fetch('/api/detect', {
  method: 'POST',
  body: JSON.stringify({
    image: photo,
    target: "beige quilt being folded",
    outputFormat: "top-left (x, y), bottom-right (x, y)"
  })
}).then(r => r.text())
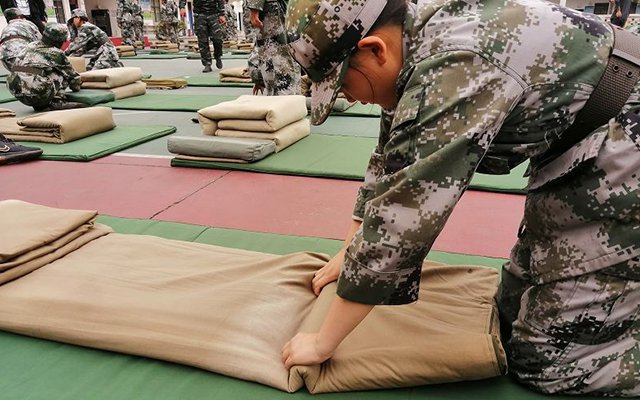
top-left (80, 67), bottom-right (144, 89)
top-left (0, 201), bottom-right (506, 394)
top-left (197, 95), bottom-right (308, 133)
top-left (68, 56), bottom-right (86, 73)
top-left (108, 81), bottom-right (147, 99)
top-left (214, 118), bottom-right (310, 152)
top-left (0, 107), bottom-right (116, 143)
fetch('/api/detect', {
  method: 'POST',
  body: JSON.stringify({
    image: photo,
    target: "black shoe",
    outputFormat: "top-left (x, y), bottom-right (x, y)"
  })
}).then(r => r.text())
top-left (0, 134), bottom-right (42, 165)
top-left (48, 101), bottom-right (88, 111)
top-left (202, 64), bottom-right (213, 73)
top-left (215, 57), bottom-right (223, 69)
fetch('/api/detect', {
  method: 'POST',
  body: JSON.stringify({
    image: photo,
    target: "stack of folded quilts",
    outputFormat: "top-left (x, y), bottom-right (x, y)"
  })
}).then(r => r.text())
top-left (0, 107), bottom-right (116, 143)
top-left (68, 56), bottom-right (86, 73)
top-left (116, 45), bottom-right (136, 57)
top-left (169, 95), bottom-right (309, 163)
top-left (134, 40), bottom-right (145, 49)
top-left (151, 41), bottom-right (179, 53)
top-left (141, 78), bottom-right (188, 90)
top-left (80, 67), bottom-right (146, 100)
top-left (219, 66), bottom-right (251, 83)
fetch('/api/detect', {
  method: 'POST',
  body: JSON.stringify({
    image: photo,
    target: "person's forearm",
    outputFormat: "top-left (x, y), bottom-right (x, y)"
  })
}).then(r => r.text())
top-left (341, 219), bottom-right (362, 250)
top-left (315, 296), bottom-right (373, 356)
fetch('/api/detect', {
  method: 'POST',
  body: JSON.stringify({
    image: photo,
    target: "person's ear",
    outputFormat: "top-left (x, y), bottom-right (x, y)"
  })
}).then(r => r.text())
top-left (356, 35), bottom-right (388, 65)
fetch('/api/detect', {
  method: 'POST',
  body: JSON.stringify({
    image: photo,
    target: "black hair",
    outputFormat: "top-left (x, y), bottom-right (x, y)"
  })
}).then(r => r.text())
top-left (370, 0), bottom-right (408, 32)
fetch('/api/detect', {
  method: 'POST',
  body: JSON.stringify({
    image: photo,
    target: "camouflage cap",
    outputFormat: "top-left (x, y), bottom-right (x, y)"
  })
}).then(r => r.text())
top-left (3, 7), bottom-right (23, 21)
top-left (42, 22), bottom-right (69, 46)
top-left (286, 0), bottom-right (387, 125)
top-left (68, 8), bottom-right (89, 22)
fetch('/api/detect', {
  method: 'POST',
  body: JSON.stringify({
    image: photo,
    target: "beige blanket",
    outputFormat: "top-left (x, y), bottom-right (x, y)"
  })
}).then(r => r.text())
top-left (220, 76), bottom-right (252, 83)
top-left (80, 67), bottom-right (144, 89)
top-left (116, 45), bottom-right (135, 52)
top-left (175, 154), bottom-right (250, 163)
top-left (109, 81), bottom-right (147, 99)
top-left (142, 78), bottom-right (188, 89)
top-left (198, 95), bottom-right (308, 133)
top-left (0, 108), bottom-right (16, 118)
top-left (214, 118), bottom-right (310, 152)
top-left (219, 66), bottom-right (249, 79)
top-left (0, 107), bottom-right (116, 143)
top-left (119, 51), bottom-right (137, 57)
top-left (68, 56), bottom-right (86, 73)
top-left (0, 201), bottom-right (506, 393)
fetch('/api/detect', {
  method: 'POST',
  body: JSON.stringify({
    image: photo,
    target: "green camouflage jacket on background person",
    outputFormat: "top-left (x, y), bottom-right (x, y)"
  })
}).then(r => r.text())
top-left (0, 18), bottom-right (41, 70)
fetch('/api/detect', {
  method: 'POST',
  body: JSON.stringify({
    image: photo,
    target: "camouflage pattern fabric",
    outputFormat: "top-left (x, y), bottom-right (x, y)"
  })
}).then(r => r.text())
top-left (194, 14), bottom-right (223, 66)
top-left (247, 46), bottom-right (263, 87)
top-left (7, 40), bottom-right (81, 109)
top-left (131, 0), bottom-right (145, 44)
top-left (180, 0), bottom-right (225, 17)
top-left (117, 0), bottom-right (136, 46)
top-left (156, 0), bottom-right (179, 43)
top-left (286, 0), bottom-right (639, 395)
top-left (242, 5), bottom-right (257, 42)
top-left (222, 2), bottom-right (237, 40)
top-left (0, 18), bottom-right (41, 70)
top-left (65, 22), bottom-right (122, 70)
top-left (248, 0), bottom-right (299, 95)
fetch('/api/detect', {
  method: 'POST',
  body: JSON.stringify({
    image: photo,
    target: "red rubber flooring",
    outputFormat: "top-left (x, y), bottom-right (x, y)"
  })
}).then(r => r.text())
top-left (0, 155), bottom-right (525, 259)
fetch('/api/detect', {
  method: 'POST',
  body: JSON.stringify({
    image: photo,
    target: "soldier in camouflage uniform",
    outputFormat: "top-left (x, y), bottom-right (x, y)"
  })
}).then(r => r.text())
top-left (247, 0), bottom-right (300, 95)
top-left (65, 9), bottom-right (123, 70)
top-left (222, 1), bottom-right (237, 41)
top-left (156, 0), bottom-right (179, 44)
top-left (116, 0), bottom-right (136, 46)
top-left (179, 0), bottom-right (225, 72)
top-left (0, 8), bottom-right (40, 70)
top-left (282, 0), bottom-right (640, 396)
top-left (7, 23), bottom-right (83, 111)
top-left (242, 5), bottom-right (263, 92)
top-left (131, 0), bottom-right (145, 45)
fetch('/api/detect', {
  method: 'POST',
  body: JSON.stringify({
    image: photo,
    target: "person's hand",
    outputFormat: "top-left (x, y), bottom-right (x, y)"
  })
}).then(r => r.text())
top-left (281, 333), bottom-right (334, 369)
top-left (250, 9), bottom-right (263, 28)
top-left (252, 84), bottom-right (264, 95)
top-left (311, 249), bottom-right (344, 296)
top-left (218, 15), bottom-right (226, 24)
top-left (179, 7), bottom-right (186, 17)
top-left (616, 9), bottom-right (622, 17)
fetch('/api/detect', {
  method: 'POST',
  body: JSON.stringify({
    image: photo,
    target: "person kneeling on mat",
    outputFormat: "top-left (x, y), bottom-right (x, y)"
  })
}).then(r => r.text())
top-left (7, 23), bottom-right (86, 111)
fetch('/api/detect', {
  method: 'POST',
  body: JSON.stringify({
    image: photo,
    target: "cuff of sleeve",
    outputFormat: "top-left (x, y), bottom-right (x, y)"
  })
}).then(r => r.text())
top-left (336, 251), bottom-right (420, 305)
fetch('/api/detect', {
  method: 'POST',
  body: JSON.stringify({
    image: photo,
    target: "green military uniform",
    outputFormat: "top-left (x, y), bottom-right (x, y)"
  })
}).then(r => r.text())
top-left (180, 0), bottom-right (225, 70)
top-left (131, 0), bottom-right (144, 44)
top-left (66, 9), bottom-right (122, 70)
top-left (156, 0), bottom-right (180, 44)
top-left (286, 0), bottom-right (639, 396)
top-left (222, 2), bottom-right (237, 40)
top-left (7, 23), bottom-right (82, 110)
top-left (247, 0), bottom-right (300, 94)
top-left (0, 8), bottom-right (41, 71)
top-left (117, 0), bottom-right (136, 46)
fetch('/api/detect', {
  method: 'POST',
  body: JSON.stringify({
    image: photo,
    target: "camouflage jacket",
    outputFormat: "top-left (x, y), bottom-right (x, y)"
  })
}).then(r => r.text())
top-left (337, 0), bottom-right (616, 305)
top-left (10, 41), bottom-right (81, 92)
top-left (0, 19), bottom-right (41, 67)
top-left (117, 0), bottom-right (135, 22)
top-left (179, 0), bottom-right (224, 16)
top-left (245, 0), bottom-right (287, 12)
top-left (160, 0), bottom-right (179, 22)
top-left (131, 1), bottom-right (144, 22)
top-left (65, 22), bottom-right (111, 56)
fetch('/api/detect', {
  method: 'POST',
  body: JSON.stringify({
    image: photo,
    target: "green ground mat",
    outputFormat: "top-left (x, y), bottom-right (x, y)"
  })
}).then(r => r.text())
top-left (336, 102), bottom-right (381, 117)
top-left (186, 52), bottom-right (250, 60)
top-left (123, 53), bottom-right (189, 59)
top-left (106, 93), bottom-right (238, 111)
top-left (171, 134), bottom-right (528, 193)
top-left (184, 74), bottom-right (253, 87)
top-left (66, 89), bottom-right (115, 105)
top-left (0, 216), bottom-right (584, 400)
top-left (0, 87), bottom-right (15, 103)
top-left (17, 125), bottom-right (176, 161)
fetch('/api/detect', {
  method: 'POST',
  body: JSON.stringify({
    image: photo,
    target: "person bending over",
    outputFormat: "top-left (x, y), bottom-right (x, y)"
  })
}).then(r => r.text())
top-left (66, 9), bottom-right (123, 70)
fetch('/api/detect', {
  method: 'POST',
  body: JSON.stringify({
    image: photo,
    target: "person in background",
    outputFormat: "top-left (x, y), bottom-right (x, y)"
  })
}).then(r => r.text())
top-left (156, 0), bottom-right (180, 45)
top-left (179, 0), bottom-right (225, 72)
top-left (282, 0), bottom-right (639, 396)
top-left (0, 7), bottom-right (40, 70)
top-left (610, 0), bottom-right (631, 27)
top-left (0, 0), bottom-right (47, 33)
top-left (7, 23), bottom-right (84, 111)
top-left (131, 0), bottom-right (145, 46)
top-left (65, 9), bottom-right (122, 70)
top-left (116, 0), bottom-right (136, 47)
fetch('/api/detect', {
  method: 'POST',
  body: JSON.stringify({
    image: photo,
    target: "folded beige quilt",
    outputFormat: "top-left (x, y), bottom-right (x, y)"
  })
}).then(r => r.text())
top-left (119, 51), bottom-right (136, 57)
top-left (220, 76), bottom-right (252, 83)
top-left (0, 107), bottom-right (116, 143)
top-left (116, 45), bottom-right (135, 52)
top-left (214, 118), bottom-right (310, 152)
top-left (68, 56), bottom-right (86, 73)
top-left (108, 81), bottom-right (146, 99)
top-left (219, 66), bottom-right (249, 79)
top-left (142, 78), bottom-right (188, 89)
top-left (80, 67), bottom-right (144, 89)
top-left (0, 201), bottom-right (506, 394)
top-left (0, 108), bottom-right (16, 118)
top-left (175, 154), bottom-right (249, 163)
top-left (198, 95), bottom-right (308, 133)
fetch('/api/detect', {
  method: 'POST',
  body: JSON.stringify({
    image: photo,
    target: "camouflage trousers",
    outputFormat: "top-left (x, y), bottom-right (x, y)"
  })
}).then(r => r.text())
top-left (118, 20), bottom-right (136, 46)
top-left (156, 20), bottom-right (179, 43)
top-left (7, 75), bottom-right (66, 110)
top-left (194, 13), bottom-right (223, 66)
top-left (0, 39), bottom-right (29, 71)
top-left (498, 118), bottom-right (640, 396)
top-left (254, 1), bottom-right (300, 95)
top-left (87, 43), bottom-right (123, 70)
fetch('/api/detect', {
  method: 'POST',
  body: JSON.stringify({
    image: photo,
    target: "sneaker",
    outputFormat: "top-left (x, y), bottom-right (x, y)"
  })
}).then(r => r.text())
top-left (0, 134), bottom-right (42, 165)
top-left (202, 64), bottom-right (213, 73)
top-left (48, 101), bottom-right (89, 111)
top-left (215, 57), bottom-right (223, 69)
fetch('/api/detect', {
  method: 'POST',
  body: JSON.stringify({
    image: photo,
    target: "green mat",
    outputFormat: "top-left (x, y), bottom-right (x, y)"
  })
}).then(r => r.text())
top-left (123, 53), bottom-right (189, 59)
top-left (106, 93), bottom-right (238, 112)
top-left (0, 216), bottom-right (586, 400)
top-left (184, 74), bottom-right (253, 87)
top-left (171, 134), bottom-right (528, 194)
top-left (17, 125), bottom-right (176, 161)
top-left (66, 89), bottom-right (115, 105)
top-left (335, 102), bottom-right (381, 117)
top-left (186, 52), bottom-right (250, 60)
top-left (0, 87), bottom-right (15, 103)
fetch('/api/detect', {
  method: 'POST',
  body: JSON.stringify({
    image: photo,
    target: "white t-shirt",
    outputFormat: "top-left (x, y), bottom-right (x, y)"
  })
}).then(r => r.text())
top-left (15, 0), bottom-right (31, 16)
